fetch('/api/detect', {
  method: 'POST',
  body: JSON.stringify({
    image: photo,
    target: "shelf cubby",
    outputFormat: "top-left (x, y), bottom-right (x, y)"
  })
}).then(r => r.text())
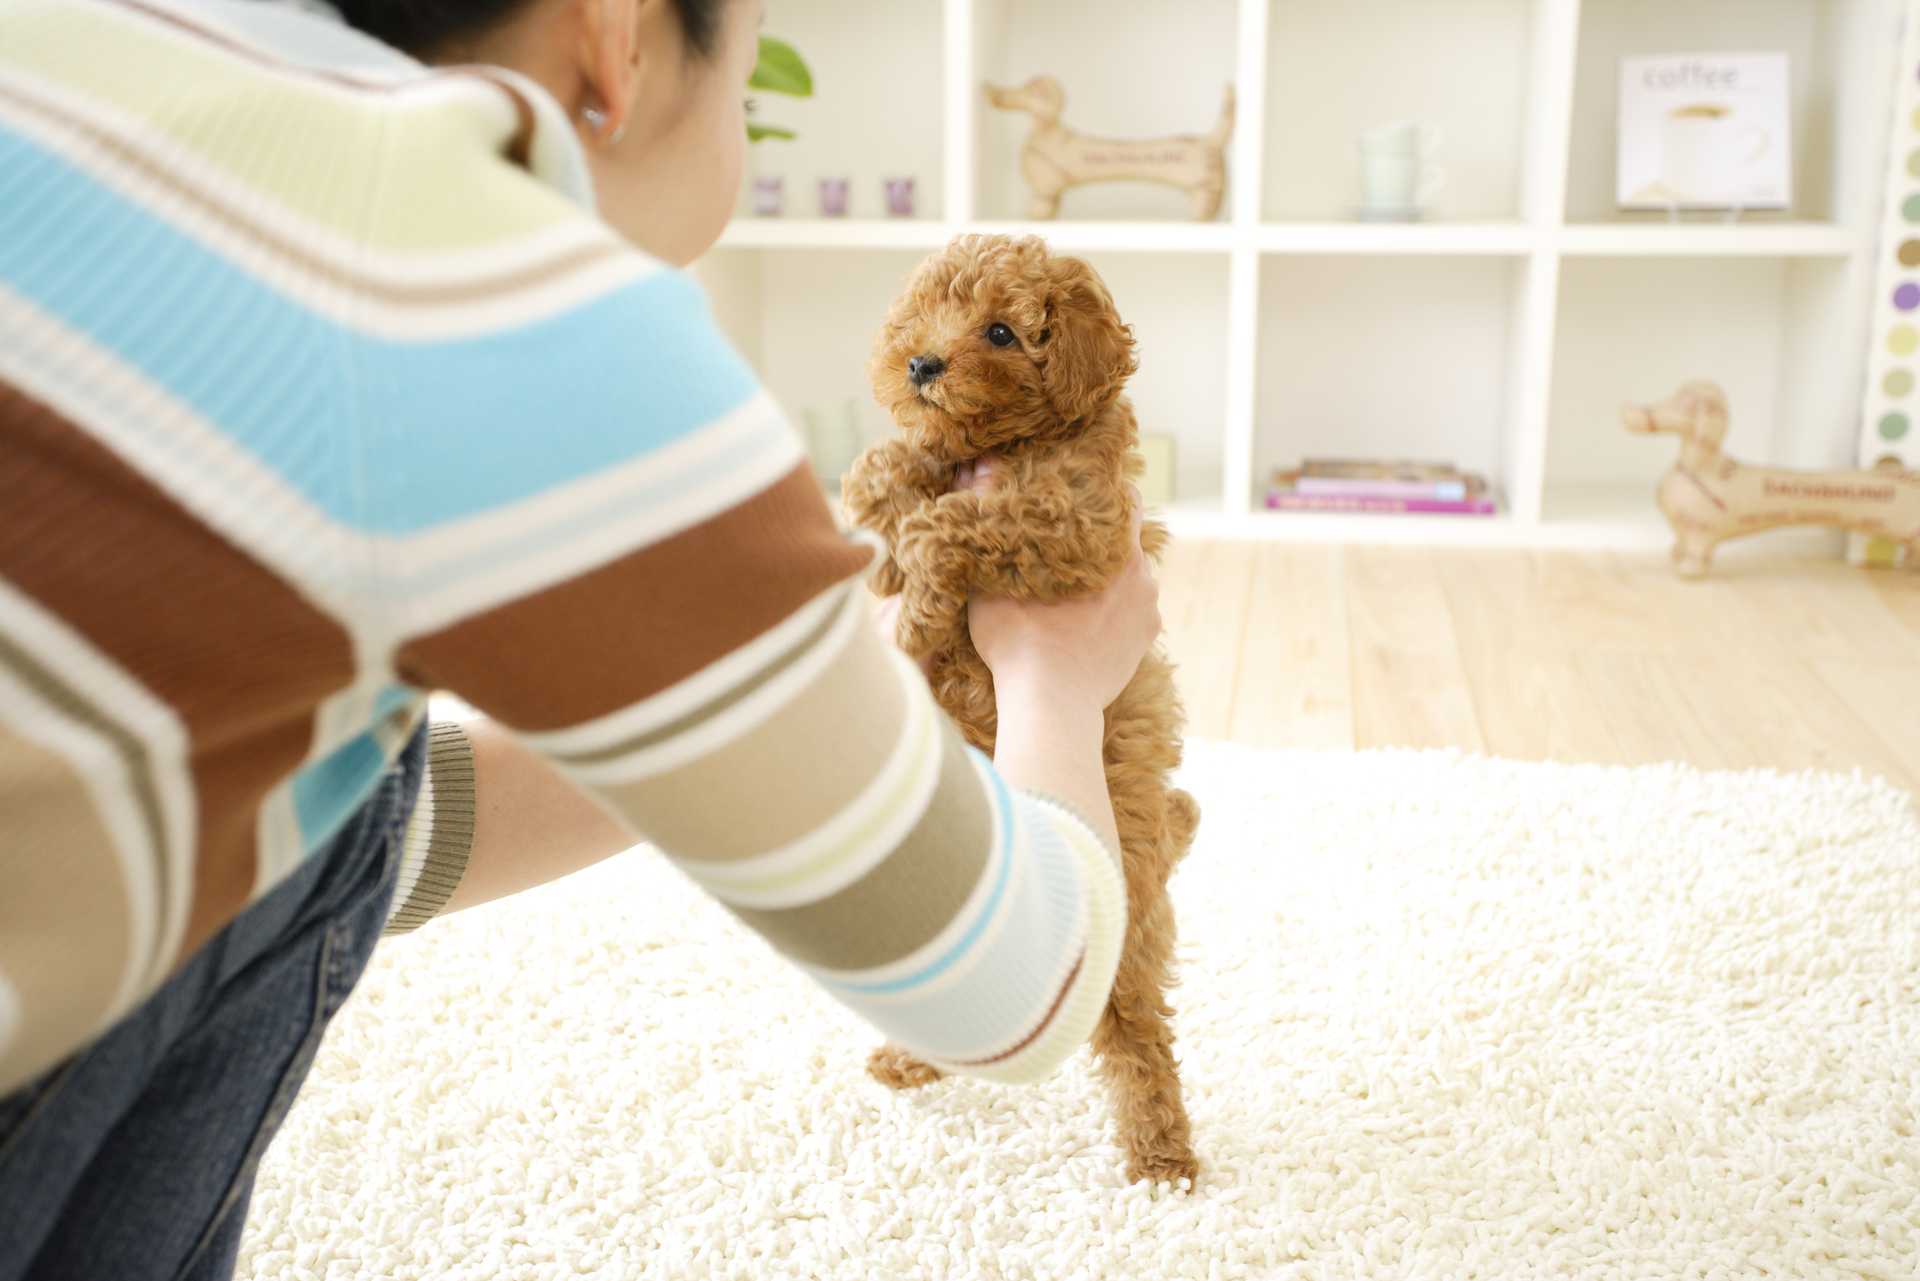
top-left (1253, 255), bottom-right (1524, 504)
top-left (972, 0), bottom-right (1241, 222)
top-left (1544, 255), bottom-right (1863, 504)
top-left (1565, 0), bottom-right (1898, 227)
top-left (1262, 0), bottom-right (1537, 224)
top-left (740, 0), bottom-right (946, 222)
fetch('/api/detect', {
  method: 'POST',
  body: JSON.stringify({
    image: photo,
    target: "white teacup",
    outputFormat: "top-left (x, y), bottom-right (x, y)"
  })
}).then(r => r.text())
top-left (1358, 122), bottom-right (1445, 215)
top-left (1660, 105), bottom-right (1767, 203)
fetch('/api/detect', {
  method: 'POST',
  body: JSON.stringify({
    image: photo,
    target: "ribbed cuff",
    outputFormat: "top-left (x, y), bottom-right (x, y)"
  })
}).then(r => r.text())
top-left (1018, 789), bottom-right (1123, 869)
top-left (947, 790), bottom-right (1129, 1085)
top-left (383, 721), bottom-right (476, 936)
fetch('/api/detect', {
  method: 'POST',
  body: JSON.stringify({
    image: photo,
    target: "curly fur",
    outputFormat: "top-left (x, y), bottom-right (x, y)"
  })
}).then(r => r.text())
top-left (842, 234), bottom-right (1201, 1185)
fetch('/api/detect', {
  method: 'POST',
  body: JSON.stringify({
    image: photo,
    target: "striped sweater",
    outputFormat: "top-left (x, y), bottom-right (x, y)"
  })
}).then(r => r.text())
top-left (0, 0), bottom-right (1125, 1096)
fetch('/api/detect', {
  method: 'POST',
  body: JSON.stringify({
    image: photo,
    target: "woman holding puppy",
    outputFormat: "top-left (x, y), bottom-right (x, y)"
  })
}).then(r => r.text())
top-left (0, 0), bottom-right (1159, 1274)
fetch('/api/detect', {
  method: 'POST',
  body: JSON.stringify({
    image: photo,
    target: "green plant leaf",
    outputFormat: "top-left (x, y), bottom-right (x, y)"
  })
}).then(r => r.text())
top-left (748, 121), bottom-right (796, 142)
top-left (750, 36), bottom-right (812, 97)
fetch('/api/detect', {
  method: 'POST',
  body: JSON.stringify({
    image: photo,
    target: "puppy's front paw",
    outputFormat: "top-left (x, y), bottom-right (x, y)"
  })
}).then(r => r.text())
top-left (891, 569), bottom-right (967, 660)
top-left (1126, 1144), bottom-right (1200, 1188)
top-left (866, 1043), bottom-right (945, 1090)
top-left (842, 440), bottom-right (947, 536)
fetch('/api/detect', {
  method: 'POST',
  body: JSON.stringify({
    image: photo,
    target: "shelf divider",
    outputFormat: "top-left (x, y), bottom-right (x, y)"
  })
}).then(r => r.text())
top-left (1523, 0), bottom-right (1581, 228)
top-left (1501, 0), bottom-right (1582, 528)
top-left (1231, 0), bottom-right (1272, 230)
top-left (1504, 251), bottom-right (1562, 527)
top-left (1224, 248), bottom-right (1261, 518)
top-left (943, 0), bottom-right (976, 223)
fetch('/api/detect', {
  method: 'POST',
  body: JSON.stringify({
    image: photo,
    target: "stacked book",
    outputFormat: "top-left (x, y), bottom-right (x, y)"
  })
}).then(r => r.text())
top-left (1264, 459), bottom-right (1496, 516)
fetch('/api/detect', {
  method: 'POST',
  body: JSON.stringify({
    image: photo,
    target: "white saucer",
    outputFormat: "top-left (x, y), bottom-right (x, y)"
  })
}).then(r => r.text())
top-left (1352, 205), bottom-right (1426, 223)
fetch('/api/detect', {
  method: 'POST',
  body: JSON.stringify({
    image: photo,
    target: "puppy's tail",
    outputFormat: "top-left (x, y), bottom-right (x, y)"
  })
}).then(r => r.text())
top-left (1207, 85), bottom-right (1236, 149)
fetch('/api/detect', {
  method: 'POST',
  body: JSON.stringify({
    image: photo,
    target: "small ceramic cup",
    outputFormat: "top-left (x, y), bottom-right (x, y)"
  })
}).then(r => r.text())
top-left (883, 176), bottom-right (916, 218)
top-left (818, 177), bottom-right (850, 217)
top-left (752, 175), bottom-right (784, 217)
top-left (1356, 122), bottom-right (1444, 218)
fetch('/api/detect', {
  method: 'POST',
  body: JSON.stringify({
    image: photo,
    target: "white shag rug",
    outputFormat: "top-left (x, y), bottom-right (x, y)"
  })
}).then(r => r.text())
top-left (238, 742), bottom-right (1920, 1281)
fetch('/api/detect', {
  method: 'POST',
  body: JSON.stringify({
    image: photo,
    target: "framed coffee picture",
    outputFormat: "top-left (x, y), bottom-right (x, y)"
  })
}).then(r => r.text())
top-left (1617, 54), bottom-right (1792, 212)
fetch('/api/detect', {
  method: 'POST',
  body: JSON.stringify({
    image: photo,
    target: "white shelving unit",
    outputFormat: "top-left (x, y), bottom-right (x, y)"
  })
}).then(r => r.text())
top-left (698, 0), bottom-right (1905, 548)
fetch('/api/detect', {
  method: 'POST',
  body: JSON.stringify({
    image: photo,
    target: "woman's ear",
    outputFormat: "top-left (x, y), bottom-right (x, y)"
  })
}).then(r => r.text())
top-left (575, 0), bottom-right (649, 141)
top-left (1039, 256), bottom-right (1138, 426)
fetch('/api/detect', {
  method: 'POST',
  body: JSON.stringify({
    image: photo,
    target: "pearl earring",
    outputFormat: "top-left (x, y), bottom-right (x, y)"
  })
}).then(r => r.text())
top-left (581, 105), bottom-right (626, 145)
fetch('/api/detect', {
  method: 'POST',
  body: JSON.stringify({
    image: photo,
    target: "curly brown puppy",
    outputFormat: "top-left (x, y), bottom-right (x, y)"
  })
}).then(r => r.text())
top-left (842, 234), bottom-right (1201, 1185)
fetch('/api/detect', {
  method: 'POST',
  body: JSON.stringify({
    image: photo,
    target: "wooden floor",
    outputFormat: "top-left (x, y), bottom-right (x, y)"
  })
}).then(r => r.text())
top-left (1156, 542), bottom-right (1920, 794)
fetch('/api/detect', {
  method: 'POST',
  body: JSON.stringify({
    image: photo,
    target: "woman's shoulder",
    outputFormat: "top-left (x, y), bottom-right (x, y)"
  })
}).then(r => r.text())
top-left (2, 0), bottom-right (758, 597)
top-left (3, 0), bottom-right (610, 257)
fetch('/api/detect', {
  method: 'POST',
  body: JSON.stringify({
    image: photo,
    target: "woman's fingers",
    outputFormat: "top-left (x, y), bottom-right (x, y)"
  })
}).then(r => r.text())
top-left (872, 594), bottom-right (934, 679)
top-left (951, 453), bottom-right (999, 494)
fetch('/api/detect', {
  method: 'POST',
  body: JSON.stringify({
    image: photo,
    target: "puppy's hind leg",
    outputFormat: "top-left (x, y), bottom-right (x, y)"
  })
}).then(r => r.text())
top-left (867, 1043), bottom-right (945, 1090)
top-left (1095, 864), bottom-right (1197, 1185)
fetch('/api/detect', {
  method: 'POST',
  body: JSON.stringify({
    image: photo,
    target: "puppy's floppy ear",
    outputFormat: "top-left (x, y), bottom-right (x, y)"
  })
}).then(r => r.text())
top-left (1038, 255), bottom-right (1137, 426)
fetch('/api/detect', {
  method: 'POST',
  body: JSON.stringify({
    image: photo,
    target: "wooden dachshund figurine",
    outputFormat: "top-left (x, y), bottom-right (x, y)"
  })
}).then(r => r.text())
top-left (984, 75), bottom-right (1234, 222)
top-left (1623, 380), bottom-right (1920, 576)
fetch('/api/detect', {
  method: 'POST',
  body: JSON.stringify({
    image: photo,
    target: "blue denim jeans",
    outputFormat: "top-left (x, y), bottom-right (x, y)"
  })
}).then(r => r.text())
top-left (0, 727), bottom-right (424, 1281)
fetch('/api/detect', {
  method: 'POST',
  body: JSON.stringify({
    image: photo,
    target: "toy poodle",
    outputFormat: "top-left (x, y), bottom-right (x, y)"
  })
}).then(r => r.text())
top-left (842, 234), bottom-right (1201, 1185)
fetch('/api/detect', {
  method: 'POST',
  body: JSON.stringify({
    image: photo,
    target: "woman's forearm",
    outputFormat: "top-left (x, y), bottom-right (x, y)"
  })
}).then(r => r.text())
top-left (990, 678), bottom-right (1122, 856)
top-left (440, 713), bottom-right (638, 914)
top-left (429, 680), bottom-right (1121, 919)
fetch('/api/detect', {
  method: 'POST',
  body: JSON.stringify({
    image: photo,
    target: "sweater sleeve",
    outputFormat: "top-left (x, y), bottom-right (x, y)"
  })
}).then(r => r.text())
top-left (374, 262), bottom-right (1125, 1083)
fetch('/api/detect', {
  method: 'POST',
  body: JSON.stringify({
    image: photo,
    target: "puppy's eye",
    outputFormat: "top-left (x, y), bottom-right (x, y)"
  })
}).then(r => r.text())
top-left (985, 322), bottom-right (1017, 348)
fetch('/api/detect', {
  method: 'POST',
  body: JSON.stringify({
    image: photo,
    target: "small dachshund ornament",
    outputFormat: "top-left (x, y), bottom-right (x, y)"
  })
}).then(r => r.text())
top-left (985, 74), bottom-right (1235, 222)
top-left (1625, 380), bottom-right (1920, 576)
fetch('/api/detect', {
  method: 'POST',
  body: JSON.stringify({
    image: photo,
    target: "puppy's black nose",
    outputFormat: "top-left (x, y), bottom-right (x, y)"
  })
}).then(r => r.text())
top-left (908, 354), bottom-right (945, 387)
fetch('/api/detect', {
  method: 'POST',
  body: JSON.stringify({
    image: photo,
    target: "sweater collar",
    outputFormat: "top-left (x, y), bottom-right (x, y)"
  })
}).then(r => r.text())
top-left (145, 0), bottom-right (598, 211)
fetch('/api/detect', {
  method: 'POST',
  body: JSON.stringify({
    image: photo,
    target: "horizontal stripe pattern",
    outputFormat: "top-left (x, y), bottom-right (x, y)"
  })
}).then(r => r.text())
top-left (0, 0), bottom-right (1126, 1093)
top-left (0, 717), bottom-right (142, 1096)
top-left (0, 0), bottom-right (581, 251)
top-left (0, 381), bottom-right (356, 966)
top-left (528, 564), bottom-right (1124, 1072)
top-left (395, 466), bottom-right (875, 733)
top-left (0, 70), bottom-right (644, 337)
top-left (0, 123), bottom-right (756, 530)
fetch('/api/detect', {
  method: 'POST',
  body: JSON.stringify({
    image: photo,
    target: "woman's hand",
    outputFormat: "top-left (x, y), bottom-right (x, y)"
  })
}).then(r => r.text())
top-left (955, 456), bottom-right (1160, 712)
top-left (870, 593), bottom-right (935, 678)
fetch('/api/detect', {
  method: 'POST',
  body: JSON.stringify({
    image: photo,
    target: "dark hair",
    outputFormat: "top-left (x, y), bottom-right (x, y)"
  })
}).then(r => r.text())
top-left (331, 0), bottom-right (724, 59)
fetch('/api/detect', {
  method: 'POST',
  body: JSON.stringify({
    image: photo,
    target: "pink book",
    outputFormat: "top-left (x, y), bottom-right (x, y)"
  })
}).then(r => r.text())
top-left (1294, 476), bottom-right (1470, 501)
top-left (1264, 491), bottom-right (1498, 516)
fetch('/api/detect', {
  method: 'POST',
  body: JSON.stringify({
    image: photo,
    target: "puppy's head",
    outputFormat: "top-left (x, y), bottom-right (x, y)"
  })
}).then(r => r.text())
top-left (869, 235), bottom-right (1137, 464)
